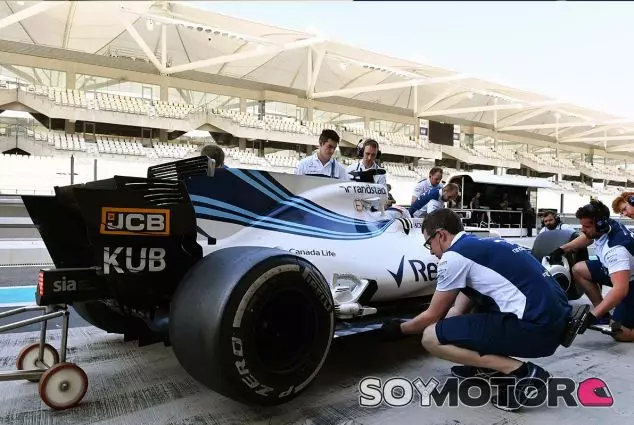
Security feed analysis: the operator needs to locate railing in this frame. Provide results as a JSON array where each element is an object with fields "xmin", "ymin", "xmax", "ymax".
[{"xmin": 452, "ymin": 208, "xmax": 528, "ymax": 236}]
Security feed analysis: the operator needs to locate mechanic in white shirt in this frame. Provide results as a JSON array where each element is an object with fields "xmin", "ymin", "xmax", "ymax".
[
  {"xmin": 551, "ymin": 200, "xmax": 634, "ymax": 342},
  {"xmin": 411, "ymin": 167, "xmax": 444, "ymax": 204},
  {"xmin": 380, "ymin": 208, "xmax": 572, "ymax": 411},
  {"xmin": 409, "ymin": 183, "xmax": 460, "ymax": 218},
  {"xmin": 295, "ymin": 129, "xmax": 349, "ymax": 180},
  {"xmin": 538, "ymin": 211, "xmax": 574, "ymax": 234},
  {"xmin": 345, "ymin": 138, "xmax": 386, "ymax": 185}
]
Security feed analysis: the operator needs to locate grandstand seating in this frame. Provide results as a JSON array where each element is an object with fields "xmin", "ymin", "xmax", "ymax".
[{"xmin": 1, "ymin": 78, "xmax": 632, "ymax": 188}]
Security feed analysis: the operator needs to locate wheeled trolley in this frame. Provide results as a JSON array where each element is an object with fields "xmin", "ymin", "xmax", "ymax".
[{"xmin": 0, "ymin": 287, "xmax": 89, "ymax": 410}]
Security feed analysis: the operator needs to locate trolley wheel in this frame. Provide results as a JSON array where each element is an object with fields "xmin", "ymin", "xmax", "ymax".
[
  {"xmin": 16, "ymin": 343, "xmax": 60, "ymax": 382},
  {"xmin": 38, "ymin": 363, "xmax": 88, "ymax": 410}
]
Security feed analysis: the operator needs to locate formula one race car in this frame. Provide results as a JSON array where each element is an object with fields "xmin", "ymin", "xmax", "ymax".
[{"xmin": 20, "ymin": 156, "xmax": 587, "ymax": 406}]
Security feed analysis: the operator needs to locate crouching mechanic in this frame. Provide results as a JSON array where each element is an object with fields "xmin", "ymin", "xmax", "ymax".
[
  {"xmin": 382, "ymin": 208, "xmax": 573, "ymax": 411},
  {"xmin": 550, "ymin": 200, "xmax": 634, "ymax": 341},
  {"xmin": 409, "ymin": 183, "xmax": 460, "ymax": 219}
]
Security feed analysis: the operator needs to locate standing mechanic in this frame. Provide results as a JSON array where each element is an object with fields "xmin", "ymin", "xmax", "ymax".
[
  {"xmin": 346, "ymin": 139, "xmax": 386, "ymax": 185},
  {"xmin": 550, "ymin": 200, "xmax": 634, "ymax": 341},
  {"xmin": 382, "ymin": 208, "xmax": 572, "ymax": 411},
  {"xmin": 295, "ymin": 129, "xmax": 348, "ymax": 180},
  {"xmin": 409, "ymin": 183, "xmax": 460, "ymax": 218},
  {"xmin": 539, "ymin": 211, "xmax": 574, "ymax": 234},
  {"xmin": 411, "ymin": 167, "xmax": 444, "ymax": 205}
]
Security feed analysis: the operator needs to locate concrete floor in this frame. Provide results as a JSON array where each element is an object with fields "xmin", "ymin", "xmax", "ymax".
[
  {"xmin": 0, "ymin": 238, "xmax": 627, "ymax": 425},
  {"xmin": 0, "ymin": 317, "xmax": 632, "ymax": 425}
]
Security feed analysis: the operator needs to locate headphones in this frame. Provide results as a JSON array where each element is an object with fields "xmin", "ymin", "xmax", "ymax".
[
  {"xmin": 584, "ymin": 201, "xmax": 611, "ymax": 234},
  {"xmin": 356, "ymin": 138, "xmax": 382, "ymax": 160},
  {"xmin": 628, "ymin": 195, "xmax": 634, "ymax": 207}
]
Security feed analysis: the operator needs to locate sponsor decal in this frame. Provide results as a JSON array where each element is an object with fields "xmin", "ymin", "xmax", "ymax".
[
  {"xmin": 340, "ymin": 184, "xmax": 387, "ymax": 196},
  {"xmin": 387, "ymin": 256, "xmax": 438, "ymax": 288},
  {"xmin": 100, "ymin": 207, "xmax": 170, "ymax": 236},
  {"xmin": 103, "ymin": 246, "xmax": 166, "ymax": 274},
  {"xmin": 289, "ymin": 248, "xmax": 336, "ymax": 257},
  {"xmin": 52, "ymin": 276, "xmax": 77, "ymax": 293}
]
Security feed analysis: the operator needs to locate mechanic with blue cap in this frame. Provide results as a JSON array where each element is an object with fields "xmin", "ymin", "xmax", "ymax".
[
  {"xmin": 408, "ymin": 183, "xmax": 460, "ymax": 218},
  {"xmin": 550, "ymin": 199, "xmax": 634, "ymax": 341},
  {"xmin": 295, "ymin": 129, "xmax": 349, "ymax": 180},
  {"xmin": 381, "ymin": 208, "xmax": 573, "ymax": 411}
]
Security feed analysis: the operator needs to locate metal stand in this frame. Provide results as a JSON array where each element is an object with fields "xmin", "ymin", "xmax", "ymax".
[{"xmin": 0, "ymin": 304, "xmax": 88, "ymax": 410}]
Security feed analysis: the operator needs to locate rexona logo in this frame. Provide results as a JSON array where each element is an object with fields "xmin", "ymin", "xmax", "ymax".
[
  {"xmin": 100, "ymin": 207, "xmax": 170, "ymax": 236},
  {"xmin": 387, "ymin": 256, "xmax": 438, "ymax": 288},
  {"xmin": 103, "ymin": 247, "xmax": 166, "ymax": 274},
  {"xmin": 53, "ymin": 276, "xmax": 77, "ymax": 292}
]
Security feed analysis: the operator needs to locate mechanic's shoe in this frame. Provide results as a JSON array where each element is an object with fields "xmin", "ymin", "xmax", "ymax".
[
  {"xmin": 491, "ymin": 362, "xmax": 551, "ymax": 412},
  {"xmin": 450, "ymin": 365, "xmax": 506, "ymax": 380}
]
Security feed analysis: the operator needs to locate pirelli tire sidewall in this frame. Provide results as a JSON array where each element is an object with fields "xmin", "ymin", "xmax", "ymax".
[{"xmin": 220, "ymin": 254, "xmax": 335, "ymax": 405}]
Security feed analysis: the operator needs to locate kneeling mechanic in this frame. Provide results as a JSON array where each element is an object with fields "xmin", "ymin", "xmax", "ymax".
[
  {"xmin": 550, "ymin": 200, "xmax": 634, "ymax": 341},
  {"xmin": 381, "ymin": 208, "xmax": 573, "ymax": 411}
]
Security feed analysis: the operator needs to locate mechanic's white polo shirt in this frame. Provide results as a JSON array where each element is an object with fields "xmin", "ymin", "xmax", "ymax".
[
  {"xmin": 345, "ymin": 161, "xmax": 387, "ymax": 185},
  {"xmin": 412, "ymin": 178, "xmax": 443, "ymax": 200},
  {"xmin": 295, "ymin": 154, "xmax": 349, "ymax": 180}
]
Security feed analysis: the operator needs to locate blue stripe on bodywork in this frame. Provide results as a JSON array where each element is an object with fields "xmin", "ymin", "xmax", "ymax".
[
  {"xmin": 192, "ymin": 198, "xmax": 390, "ymax": 237},
  {"xmin": 185, "ymin": 169, "xmax": 394, "ymax": 240}
]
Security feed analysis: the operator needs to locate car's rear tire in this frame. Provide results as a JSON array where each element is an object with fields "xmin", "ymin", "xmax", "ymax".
[
  {"xmin": 532, "ymin": 229, "xmax": 588, "ymax": 300},
  {"xmin": 169, "ymin": 246, "xmax": 335, "ymax": 406}
]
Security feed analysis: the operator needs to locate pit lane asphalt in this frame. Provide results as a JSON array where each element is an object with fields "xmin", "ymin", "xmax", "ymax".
[{"xmin": 1, "ymin": 240, "xmax": 628, "ymax": 425}]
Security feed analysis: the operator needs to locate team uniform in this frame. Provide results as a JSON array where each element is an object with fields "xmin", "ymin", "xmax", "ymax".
[
  {"xmin": 295, "ymin": 154, "xmax": 349, "ymax": 180},
  {"xmin": 538, "ymin": 222, "xmax": 574, "ymax": 234},
  {"xmin": 434, "ymin": 231, "xmax": 572, "ymax": 358},
  {"xmin": 409, "ymin": 187, "xmax": 445, "ymax": 218},
  {"xmin": 584, "ymin": 218, "xmax": 634, "ymax": 328},
  {"xmin": 345, "ymin": 161, "xmax": 386, "ymax": 185},
  {"xmin": 411, "ymin": 178, "xmax": 443, "ymax": 201}
]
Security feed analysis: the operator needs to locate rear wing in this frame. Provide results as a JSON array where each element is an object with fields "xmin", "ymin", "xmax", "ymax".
[
  {"xmin": 147, "ymin": 155, "xmax": 216, "ymax": 180},
  {"xmin": 22, "ymin": 174, "xmax": 203, "ymax": 309}
]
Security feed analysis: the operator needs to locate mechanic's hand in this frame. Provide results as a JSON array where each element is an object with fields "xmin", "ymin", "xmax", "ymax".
[
  {"xmin": 380, "ymin": 319, "xmax": 406, "ymax": 341},
  {"xmin": 548, "ymin": 247, "xmax": 565, "ymax": 263},
  {"xmin": 578, "ymin": 311, "xmax": 598, "ymax": 334}
]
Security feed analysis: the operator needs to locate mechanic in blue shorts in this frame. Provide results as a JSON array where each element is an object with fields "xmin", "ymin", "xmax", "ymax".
[
  {"xmin": 381, "ymin": 208, "xmax": 573, "ymax": 411},
  {"xmin": 550, "ymin": 200, "xmax": 634, "ymax": 341}
]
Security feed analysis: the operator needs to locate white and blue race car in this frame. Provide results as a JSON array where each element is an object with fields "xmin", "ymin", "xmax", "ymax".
[{"xmin": 21, "ymin": 155, "xmax": 586, "ymax": 407}]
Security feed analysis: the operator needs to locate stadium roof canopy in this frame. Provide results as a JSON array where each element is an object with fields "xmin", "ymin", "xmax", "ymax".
[{"xmin": 3, "ymin": 1, "xmax": 634, "ymax": 156}]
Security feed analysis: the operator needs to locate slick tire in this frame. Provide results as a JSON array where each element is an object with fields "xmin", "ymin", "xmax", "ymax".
[
  {"xmin": 532, "ymin": 229, "xmax": 588, "ymax": 301},
  {"xmin": 169, "ymin": 246, "xmax": 335, "ymax": 406}
]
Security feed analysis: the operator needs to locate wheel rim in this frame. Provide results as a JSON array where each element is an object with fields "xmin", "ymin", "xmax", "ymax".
[
  {"xmin": 18, "ymin": 344, "xmax": 58, "ymax": 370},
  {"xmin": 41, "ymin": 364, "xmax": 87, "ymax": 409},
  {"xmin": 250, "ymin": 283, "xmax": 319, "ymax": 374}
]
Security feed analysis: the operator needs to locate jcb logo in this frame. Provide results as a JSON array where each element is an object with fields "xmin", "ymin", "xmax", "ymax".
[{"xmin": 100, "ymin": 207, "xmax": 170, "ymax": 236}]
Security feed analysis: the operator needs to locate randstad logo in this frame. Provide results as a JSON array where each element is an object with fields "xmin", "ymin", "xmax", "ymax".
[{"xmin": 577, "ymin": 378, "xmax": 613, "ymax": 407}]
